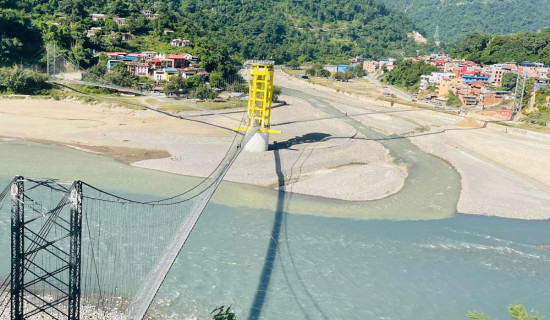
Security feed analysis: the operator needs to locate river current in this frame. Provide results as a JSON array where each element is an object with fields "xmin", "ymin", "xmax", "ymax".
[{"xmin": 0, "ymin": 89, "xmax": 549, "ymax": 319}]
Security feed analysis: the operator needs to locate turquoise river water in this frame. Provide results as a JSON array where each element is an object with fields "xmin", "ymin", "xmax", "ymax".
[{"xmin": 0, "ymin": 87, "xmax": 549, "ymax": 319}]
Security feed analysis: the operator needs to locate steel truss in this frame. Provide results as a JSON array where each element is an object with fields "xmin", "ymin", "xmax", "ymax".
[{"xmin": 10, "ymin": 178, "xmax": 82, "ymax": 320}]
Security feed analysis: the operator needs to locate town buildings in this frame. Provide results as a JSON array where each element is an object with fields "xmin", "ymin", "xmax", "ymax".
[
  {"xmin": 103, "ymin": 51, "xmax": 208, "ymax": 83},
  {"xmin": 363, "ymin": 61, "xmax": 379, "ymax": 73}
]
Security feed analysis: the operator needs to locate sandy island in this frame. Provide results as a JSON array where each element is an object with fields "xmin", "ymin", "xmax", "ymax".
[
  {"xmin": 274, "ymin": 70, "xmax": 550, "ymax": 219},
  {"xmin": 1, "ymin": 71, "xmax": 550, "ymax": 219},
  {"xmin": 0, "ymin": 93, "xmax": 407, "ymax": 202}
]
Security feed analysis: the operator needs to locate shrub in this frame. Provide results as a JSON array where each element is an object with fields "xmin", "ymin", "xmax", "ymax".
[
  {"xmin": 191, "ymin": 84, "xmax": 217, "ymax": 99},
  {"xmin": 0, "ymin": 66, "xmax": 50, "ymax": 94},
  {"xmin": 211, "ymin": 306, "xmax": 236, "ymax": 320}
]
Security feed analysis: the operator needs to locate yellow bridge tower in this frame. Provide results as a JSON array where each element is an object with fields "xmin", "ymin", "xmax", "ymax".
[{"xmin": 234, "ymin": 60, "xmax": 280, "ymax": 152}]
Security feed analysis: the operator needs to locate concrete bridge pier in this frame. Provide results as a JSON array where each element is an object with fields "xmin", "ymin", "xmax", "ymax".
[{"xmin": 245, "ymin": 132, "xmax": 269, "ymax": 152}]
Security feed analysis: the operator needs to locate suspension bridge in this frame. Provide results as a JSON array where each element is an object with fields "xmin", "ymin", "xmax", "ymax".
[{"xmin": 0, "ymin": 57, "xmax": 277, "ymax": 319}]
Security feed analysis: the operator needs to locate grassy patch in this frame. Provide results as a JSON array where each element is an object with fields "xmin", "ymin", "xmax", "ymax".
[
  {"xmin": 377, "ymin": 96, "xmax": 429, "ymax": 109},
  {"xmin": 159, "ymin": 99, "xmax": 245, "ymax": 112},
  {"xmin": 283, "ymin": 69, "xmax": 304, "ymax": 76}
]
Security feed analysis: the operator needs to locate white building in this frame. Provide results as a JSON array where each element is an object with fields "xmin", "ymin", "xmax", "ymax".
[
  {"xmin": 91, "ymin": 14, "xmax": 106, "ymax": 21},
  {"xmin": 420, "ymin": 72, "xmax": 456, "ymax": 90},
  {"xmin": 142, "ymin": 10, "xmax": 153, "ymax": 19},
  {"xmin": 141, "ymin": 51, "xmax": 157, "ymax": 61},
  {"xmin": 170, "ymin": 39, "xmax": 190, "ymax": 47},
  {"xmin": 323, "ymin": 65, "xmax": 338, "ymax": 73},
  {"xmin": 153, "ymin": 70, "xmax": 165, "ymax": 82}
]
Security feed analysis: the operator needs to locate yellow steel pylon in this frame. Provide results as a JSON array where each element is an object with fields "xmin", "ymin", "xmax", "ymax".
[{"xmin": 234, "ymin": 62, "xmax": 281, "ymax": 134}]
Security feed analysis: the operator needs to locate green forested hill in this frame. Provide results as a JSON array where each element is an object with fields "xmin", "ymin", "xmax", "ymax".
[
  {"xmin": 379, "ymin": 0, "xmax": 550, "ymax": 41},
  {"xmin": 182, "ymin": 0, "xmax": 429, "ymax": 63},
  {"xmin": 450, "ymin": 29, "xmax": 550, "ymax": 65},
  {"xmin": 0, "ymin": 0, "xmax": 430, "ymax": 73}
]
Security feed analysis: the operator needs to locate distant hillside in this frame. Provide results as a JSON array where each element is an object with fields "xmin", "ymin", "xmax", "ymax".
[
  {"xmin": 179, "ymin": 0, "xmax": 430, "ymax": 63},
  {"xmin": 450, "ymin": 29, "xmax": 550, "ymax": 65},
  {"xmin": 379, "ymin": 0, "xmax": 550, "ymax": 40},
  {"xmin": 0, "ymin": 0, "xmax": 432, "ymax": 71}
]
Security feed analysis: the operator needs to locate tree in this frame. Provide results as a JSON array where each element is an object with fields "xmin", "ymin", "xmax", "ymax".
[
  {"xmin": 0, "ymin": 67, "xmax": 50, "ymax": 94},
  {"xmin": 500, "ymin": 73, "xmax": 517, "ymax": 91},
  {"xmin": 285, "ymin": 61, "xmax": 300, "ymax": 69},
  {"xmin": 467, "ymin": 304, "xmax": 543, "ymax": 320},
  {"xmin": 318, "ymin": 69, "xmax": 330, "ymax": 77},
  {"xmin": 69, "ymin": 43, "xmax": 93, "ymax": 68},
  {"xmin": 191, "ymin": 84, "xmax": 217, "ymax": 99},
  {"xmin": 450, "ymin": 32, "xmax": 491, "ymax": 62},
  {"xmin": 0, "ymin": 9, "xmax": 43, "ymax": 67},
  {"xmin": 334, "ymin": 71, "xmax": 344, "ymax": 81},
  {"xmin": 164, "ymin": 76, "xmax": 189, "ymax": 96},
  {"xmin": 209, "ymin": 71, "xmax": 223, "ymax": 88},
  {"xmin": 103, "ymin": 63, "xmax": 136, "ymax": 87},
  {"xmin": 83, "ymin": 62, "xmax": 106, "ymax": 81},
  {"xmin": 383, "ymin": 60, "xmax": 438, "ymax": 91},
  {"xmin": 446, "ymin": 92, "xmax": 462, "ymax": 108}
]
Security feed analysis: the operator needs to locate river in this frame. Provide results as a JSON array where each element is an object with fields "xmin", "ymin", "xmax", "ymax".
[{"xmin": 0, "ymin": 88, "xmax": 549, "ymax": 319}]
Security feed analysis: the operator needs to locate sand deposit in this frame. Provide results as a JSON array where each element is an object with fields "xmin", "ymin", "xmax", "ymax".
[{"xmin": 275, "ymin": 70, "xmax": 550, "ymax": 219}]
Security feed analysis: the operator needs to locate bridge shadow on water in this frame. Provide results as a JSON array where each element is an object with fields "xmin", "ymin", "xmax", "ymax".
[
  {"xmin": 247, "ymin": 149, "xmax": 286, "ymax": 320},
  {"xmin": 248, "ymin": 140, "xmax": 330, "ymax": 320}
]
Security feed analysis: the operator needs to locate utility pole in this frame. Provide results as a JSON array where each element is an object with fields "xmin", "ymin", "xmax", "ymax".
[
  {"xmin": 46, "ymin": 44, "xmax": 50, "ymax": 76},
  {"xmin": 512, "ymin": 70, "xmax": 528, "ymax": 120},
  {"xmin": 53, "ymin": 43, "xmax": 56, "ymax": 77}
]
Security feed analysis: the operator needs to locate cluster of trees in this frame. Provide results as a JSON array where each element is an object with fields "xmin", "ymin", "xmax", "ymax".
[
  {"xmin": 450, "ymin": 29, "xmax": 550, "ymax": 65},
  {"xmin": 383, "ymin": 59, "xmax": 437, "ymax": 91},
  {"xmin": 334, "ymin": 66, "xmax": 365, "ymax": 81},
  {"xmin": 0, "ymin": 0, "xmax": 237, "ymax": 78},
  {"xmin": 380, "ymin": 0, "xmax": 550, "ymax": 41},
  {"xmin": 305, "ymin": 64, "xmax": 365, "ymax": 81},
  {"xmin": 184, "ymin": 0, "xmax": 433, "ymax": 63},
  {"xmin": 164, "ymin": 75, "xmax": 217, "ymax": 100},
  {"xmin": 306, "ymin": 65, "xmax": 331, "ymax": 78},
  {"xmin": 0, "ymin": 8, "xmax": 43, "ymax": 67},
  {"xmin": 0, "ymin": 0, "xmax": 436, "ymax": 76},
  {"xmin": 0, "ymin": 67, "xmax": 50, "ymax": 94}
]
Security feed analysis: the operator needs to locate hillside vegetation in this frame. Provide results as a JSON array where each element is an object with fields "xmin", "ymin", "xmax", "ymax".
[
  {"xmin": 451, "ymin": 29, "xmax": 550, "ymax": 65},
  {"xmin": 380, "ymin": 0, "xmax": 550, "ymax": 41},
  {"xmin": 0, "ymin": 0, "xmax": 431, "ymax": 74}
]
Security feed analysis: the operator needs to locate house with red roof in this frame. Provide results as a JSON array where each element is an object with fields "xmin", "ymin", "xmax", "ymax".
[{"xmin": 167, "ymin": 54, "xmax": 189, "ymax": 68}]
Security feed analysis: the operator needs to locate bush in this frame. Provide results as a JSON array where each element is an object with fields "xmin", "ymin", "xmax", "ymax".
[
  {"xmin": 211, "ymin": 306, "xmax": 236, "ymax": 320},
  {"xmin": 272, "ymin": 85, "xmax": 282, "ymax": 101},
  {"xmin": 446, "ymin": 92, "xmax": 462, "ymax": 107},
  {"xmin": 526, "ymin": 106, "xmax": 550, "ymax": 126},
  {"xmin": 285, "ymin": 61, "xmax": 300, "ymax": 69},
  {"xmin": 0, "ymin": 67, "xmax": 50, "ymax": 94},
  {"xmin": 191, "ymin": 84, "xmax": 217, "ymax": 99},
  {"xmin": 468, "ymin": 304, "xmax": 543, "ymax": 320},
  {"xmin": 384, "ymin": 59, "xmax": 438, "ymax": 91},
  {"xmin": 228, "ymin": 83, "xmax": 248, "ymax": 93},
  {"xmin": 306, "ymin": 64, "xmax": 330, "ymax": 78}
]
